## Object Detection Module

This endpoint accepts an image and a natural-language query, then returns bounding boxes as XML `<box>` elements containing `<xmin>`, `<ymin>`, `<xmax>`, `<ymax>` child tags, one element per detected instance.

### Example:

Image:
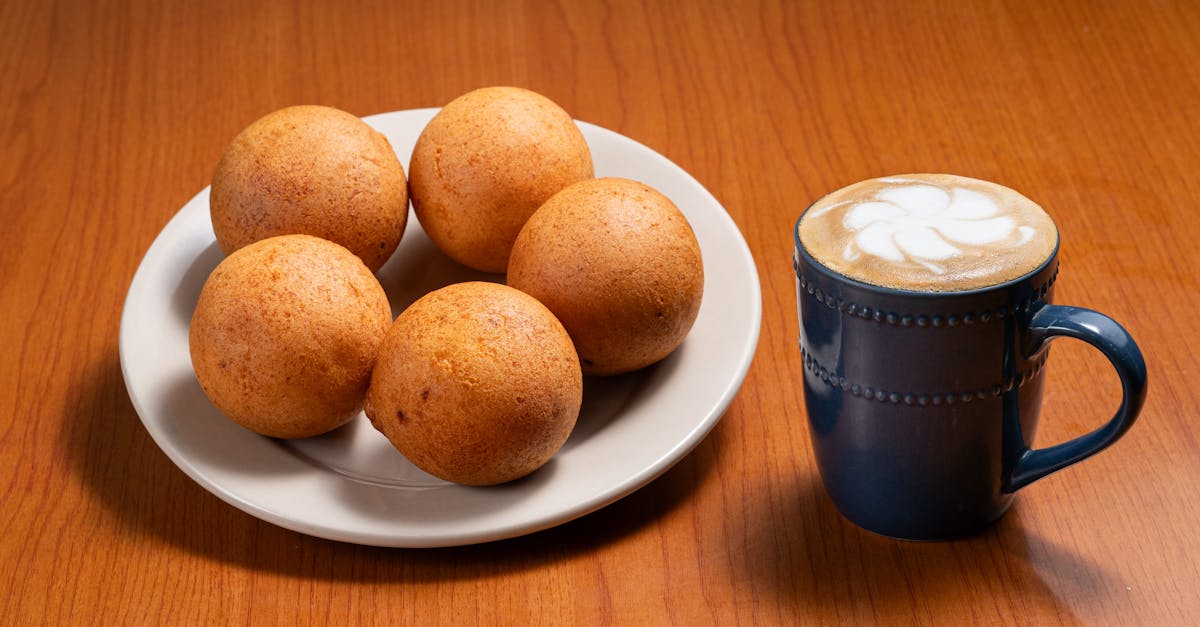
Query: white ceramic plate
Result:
<box><xmin>119</xmin><ymin>109</ymin><xmax>761</xmax><ymax>547</ymax></box>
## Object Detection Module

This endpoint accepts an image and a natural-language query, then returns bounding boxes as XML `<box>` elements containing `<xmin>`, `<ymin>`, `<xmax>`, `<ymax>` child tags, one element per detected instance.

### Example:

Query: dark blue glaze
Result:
<box><xmin>794</xmin><ymin>220</ymin><xmax>1147</xmax><ymax>540</ymax></box>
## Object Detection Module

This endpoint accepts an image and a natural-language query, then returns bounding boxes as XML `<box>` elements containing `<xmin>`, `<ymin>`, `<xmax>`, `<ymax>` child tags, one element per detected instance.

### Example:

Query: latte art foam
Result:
<box><xmin>798</xmin><ymin>174</ymin><xmax>1058</xmax><ymax>291</ymax></box>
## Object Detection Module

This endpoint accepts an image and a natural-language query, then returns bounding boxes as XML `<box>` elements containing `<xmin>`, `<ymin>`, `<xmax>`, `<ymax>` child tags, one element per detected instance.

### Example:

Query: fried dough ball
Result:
<box><xmin>408</xmin><ymin>87</ymin><xmax>593</xmax><ymax>272</ymax></box>
<box><xmin>211</xmin><ymin>105</ymin><xmax>409</xmax><ymax>272</ymax></box>
<box><xmin>365</xmin><ymin>282</ymin><xmax>582</xmax><ymax>485</ymax></box>
<box><xmin>189</xmin><ymin>234</ymin><xmax>392</xmax><ymax>438</ymax></box>
<box><xmin>508</xmin><ymin>177</ymin><xmax>704</xmax><ymax>375</ymax></box>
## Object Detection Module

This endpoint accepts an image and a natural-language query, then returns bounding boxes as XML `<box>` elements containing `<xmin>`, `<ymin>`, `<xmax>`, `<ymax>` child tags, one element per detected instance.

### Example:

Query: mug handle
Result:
<box><xmin>1003</xmin><ymin>304</ymin><xmax>1148</xmax><ymax>492</ymax></box>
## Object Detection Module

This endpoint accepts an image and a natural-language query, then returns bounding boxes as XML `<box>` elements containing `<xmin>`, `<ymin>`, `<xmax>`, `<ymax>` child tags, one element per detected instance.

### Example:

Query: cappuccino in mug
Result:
<box><xmin>797</xmin><ymin>174</ymin><xmax>1058</xmax><ymax>291</ymax></box>
<box><xmin>793</xmin><ymin>173</ymin><xmax>1147</xmax><ymax>539</ymax></box>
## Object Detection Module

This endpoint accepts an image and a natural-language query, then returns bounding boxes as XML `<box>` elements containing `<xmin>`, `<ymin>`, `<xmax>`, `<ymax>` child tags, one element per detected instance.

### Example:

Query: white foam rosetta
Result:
<box><xmin>836</xmin><ymin>181</ymin><xmax>1025</xmax><ymax>274</ymax></box>
<box><xmin>799</xmin><ymin>174</ymin><xmax>1057</xmax><ymax>291</ymax></box>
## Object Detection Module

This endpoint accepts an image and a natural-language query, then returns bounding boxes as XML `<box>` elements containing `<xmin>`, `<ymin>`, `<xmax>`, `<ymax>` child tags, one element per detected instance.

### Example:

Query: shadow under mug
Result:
<box><xmin>793</xmin><ymin>224</ymin><xmax>1147</xmax><ymax>540</ymax></box>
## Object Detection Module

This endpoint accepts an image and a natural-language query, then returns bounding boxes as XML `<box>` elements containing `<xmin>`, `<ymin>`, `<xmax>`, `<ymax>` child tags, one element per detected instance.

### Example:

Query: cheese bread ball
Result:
<box><xmin>189</xmin><ymin>234</ymin><xmax>392</xmax><ymax>438</ymax></box>
<box><xmin>365</xmin><ymin>282</ymin><xmax>582</xmax><ymax>485</ymax></box>
<box><xmin>507</xmin><ymin>177</ymin><xmax>704</xmax><ymax>376</ymax></box>
<box><xmin>211</xmin><ymin>105</ymin><xmax>409</xmax><ymax>272</ymax></box>
<box><xmin>408</xmin><ymin>87</ymin><xmax>593</xmax><ymax>273</ymax></box>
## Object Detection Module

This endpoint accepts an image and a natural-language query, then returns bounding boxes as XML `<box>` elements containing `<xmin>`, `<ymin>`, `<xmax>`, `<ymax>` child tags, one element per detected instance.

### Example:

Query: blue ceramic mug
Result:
<box><xmin>793</xmin><ymin>174</ymin><xmax>1147</xmax><ymax>540</ymax></box>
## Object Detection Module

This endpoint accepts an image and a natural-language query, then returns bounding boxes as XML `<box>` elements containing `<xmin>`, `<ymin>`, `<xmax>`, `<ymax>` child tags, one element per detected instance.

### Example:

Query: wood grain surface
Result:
<box><xmin>3</xmin><ymin>0</ymin><xmax>1199</xmax><ymax>624</ymax></box>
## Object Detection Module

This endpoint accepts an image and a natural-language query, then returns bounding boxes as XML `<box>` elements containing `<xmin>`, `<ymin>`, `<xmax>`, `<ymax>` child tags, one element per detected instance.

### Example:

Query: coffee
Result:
<box><xmin>797</xmin><ymin>174</ymin><xmax>1058</xmax><ymax>292</ymax></box>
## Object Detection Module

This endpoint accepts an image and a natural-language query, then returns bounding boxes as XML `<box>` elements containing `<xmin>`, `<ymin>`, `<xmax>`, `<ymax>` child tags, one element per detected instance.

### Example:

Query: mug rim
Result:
<box><xmin>792</xmin><ymin>207</ymin><xmax>1062</xmax><ymax>299</ymax></box>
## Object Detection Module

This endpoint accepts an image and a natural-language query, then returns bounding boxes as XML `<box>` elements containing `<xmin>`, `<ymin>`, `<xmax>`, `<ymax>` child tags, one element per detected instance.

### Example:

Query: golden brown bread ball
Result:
<box><xmin>365</xmin><ymin>282</ymin><xmax>582</xmax><ymax>485</ymax></box>
<box><xmin>189</xmin><ymin>234</ymin><xmax>392</xmax><ymax>438</ymax></box>
<box><xmin>210</xmin><ymin>105</ymin><xmax>409</xmax><ymax>272</ymax></box>
<box><xmin>408</xmin><ymin>86</ymin><xmax>594</xmax><ymax>273</ymax></box>
<box><xmin>507</xmin><ymin>177</ymin><xmax>704</xmax><ymax>376</ymax></box>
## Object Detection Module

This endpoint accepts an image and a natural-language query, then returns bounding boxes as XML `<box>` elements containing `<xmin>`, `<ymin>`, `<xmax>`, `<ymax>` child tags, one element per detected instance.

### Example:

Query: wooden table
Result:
<box><xmin>3</xmin><ymin>1</ymin><xmax>1198</xmax><ymax>624</ymax></box>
